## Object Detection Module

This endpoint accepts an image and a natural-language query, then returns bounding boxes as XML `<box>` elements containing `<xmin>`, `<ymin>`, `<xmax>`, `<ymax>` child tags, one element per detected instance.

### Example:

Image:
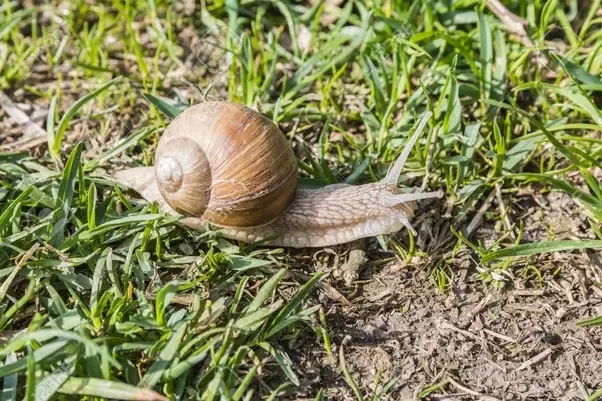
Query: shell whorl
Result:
<box><xmin>154</xmin><ymin>101</ymin><xmax>298</xmax><ymax>228</ymax></box>
<box><xmin>155</xmin><ymin>136</ymin><xmax>212</xmax><ymax>216</ymax></box>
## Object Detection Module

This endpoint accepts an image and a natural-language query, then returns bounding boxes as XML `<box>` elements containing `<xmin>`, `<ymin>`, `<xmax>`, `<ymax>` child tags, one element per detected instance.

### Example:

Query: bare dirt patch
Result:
<box><xmin>281</xmin><ymin>194</ymin><xmax>602</xmax><ymax>400</ymax></box>
<box><xmin>287</xmin><ymin>250</ymin><xmax>602</xmax><ymax>400</ymax></box>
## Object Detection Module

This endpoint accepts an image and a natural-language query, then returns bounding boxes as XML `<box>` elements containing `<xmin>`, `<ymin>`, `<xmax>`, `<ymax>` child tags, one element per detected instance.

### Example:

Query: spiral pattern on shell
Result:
<box><xmin>154</xmin><ymin>101</ymin><xmax>298</xmax><ymax>228</ymax></box>
<box><xmin>155</xmin><ymin>136</ymin><xmax>212</xmax><ymax>216</ymax></box>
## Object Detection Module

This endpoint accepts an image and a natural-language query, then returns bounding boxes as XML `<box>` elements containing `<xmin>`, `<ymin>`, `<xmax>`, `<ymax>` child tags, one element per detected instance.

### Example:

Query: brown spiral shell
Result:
<box><xmin>154</xmin><ymin>101</ymin><xmax>298</xmax><ymax>228</ymax></box>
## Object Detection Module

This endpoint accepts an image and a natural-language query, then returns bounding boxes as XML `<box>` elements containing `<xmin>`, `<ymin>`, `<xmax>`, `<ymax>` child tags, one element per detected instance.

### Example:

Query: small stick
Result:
<box><xmin>447</xmin><ymin>376</ymin><xmax>502</xmax><ymax>401</ymax></box>
<box><xmin>485</xmin><ymin>0</ymin><xmax>547</xmax><ymax>67</ymax></box>
<box><xmin>440</xmin><ymin>320</ymin><xmax>484</xmax><ymax>343</ymax></box>
<box><xmin>486</xmin><ymin>0</ymin><xmax>530</xmax><ymax>45</ymax></box>
<box><xmin>516</xmin><ymin>348</ymin><xmax>553</xmax><ymax>371</ymax></box>
<box><xmin>512</xmin><ymin>289</ymin><xmax>545</xmax><ymax>297</ymax></box>
<box><xmin>482</xmin><ymin>328</ymin><xmax>517</xmax><ymax>344</ymax></box>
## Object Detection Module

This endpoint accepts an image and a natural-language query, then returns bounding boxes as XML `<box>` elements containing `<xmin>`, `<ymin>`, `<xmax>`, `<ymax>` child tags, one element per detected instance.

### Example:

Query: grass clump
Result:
<box><xmin>1</xmin><ymin>0</ymin><xmax>602</xmax><ymax>399</ymax></box>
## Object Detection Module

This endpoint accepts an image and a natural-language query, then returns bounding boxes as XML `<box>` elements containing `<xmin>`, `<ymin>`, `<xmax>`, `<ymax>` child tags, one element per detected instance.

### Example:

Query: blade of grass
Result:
<box><xmin>478</xmin><ymin>9</ymin><xmax>492</xmax><ymax>101</ymax></box>
<box><xmin>84</xmin><ymin>127</ymin><xmax>154</xmax><ymax>171</ymax></box>
<box><xmin>49</xmin><ymin>76</ymin><xmax>122</xmax><ymax>159</ymax></box>
<box><xmin>1</xmin><ymin>352</ymin><xmax>17</xmax><ymax>401</ymax></box>
<box><xmin>246</xmin><ymin>268</ymin><xmax>286</xmax><ymax>313</ymax></box>
<box><xmin>142</xmin><ymin>93</ymin><xmax>187</xmax><ymax>119</ymax></box>
<box><xmin>59</xmin><ymin>377</ymin><xmax>168</xmax><ymax>401</ymax></box>
<box><xmin>340</xmin><ymin>338</ymin><xmax>364</xmax><ymax>401</ymax></box>
<box><xmin>266</xmin><ymin>272</ymin><xmax>323</xmax><ymax>337</ymax></box>
<box><xmin>139</xmin><ymin>323</ymin><xmax>187</xmax><ymax>387</ymax></box>
<box><xmin>51</xmin><ymin>143</ymin><xmax>83</xmax><ymax>247</ymax></box>
<box><xmin>482</xmin><ymin>240</ymin><xmax>602</xmax><ymax>263</ymax></box>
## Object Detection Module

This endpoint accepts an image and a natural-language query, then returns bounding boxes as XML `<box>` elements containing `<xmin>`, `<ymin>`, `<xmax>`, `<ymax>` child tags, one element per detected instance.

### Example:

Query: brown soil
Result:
<box><xmin>282</xmin><ymin>193</ymin><xmax>602</xmax><ymax>401</ymax></box>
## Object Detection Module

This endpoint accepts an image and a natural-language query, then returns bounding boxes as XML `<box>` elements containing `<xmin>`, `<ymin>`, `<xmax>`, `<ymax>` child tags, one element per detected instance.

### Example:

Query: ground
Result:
<box><xmin>1</xmin><ymin>1</ymin><xmax>602</xmax><ymax>400</ymax></box>
<box><xmin>295</xmin><ymin>251</ymin><xmax>602</xmax><ymax>400</ymax></box>
<box><xmin>280</xmin><ymin>196</ymin><xmax>602</xmax><ymax>400</ymax></box>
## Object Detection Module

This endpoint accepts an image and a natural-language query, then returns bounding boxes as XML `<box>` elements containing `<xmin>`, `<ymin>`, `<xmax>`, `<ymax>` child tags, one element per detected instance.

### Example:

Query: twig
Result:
<box><xmin>440</xmin><ymin>320</ymin><xmax>484</xmax><ymax>343</ymax></box>
<box><xmin>482</xmin><ymin>328</ymin><xmax>517</xmax><ymax>344</ymax></box>
<box><xmin>516</xmin><ymin>348</ymin><xmax>553</xmax><ymax>371</ymax></box>
<box><xmin>485</xmin><ymin>0</ymin><xmax>547</xmax><ymax>67</ymax></box>
<box><xmin>486</xmin><ymin>0</ymin><xmax>531</xmax><ymax>45</ymax></box>
<box><xmin>512</xmin><ymin>289</ymin><xmax>545</xmax><ymax>297</ymax></box>
<box><xmin>447</xmin><ymin>376</ymin><xmax>502</xmax><ymax>401</ymax></box>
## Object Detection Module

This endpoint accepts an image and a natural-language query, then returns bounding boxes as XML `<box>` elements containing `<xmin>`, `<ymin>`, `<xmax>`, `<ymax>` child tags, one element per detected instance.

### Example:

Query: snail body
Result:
<box><xmin>115</xmin><ymin>101</ymin><xmax>442</xmax><ymax>248</ymax></box>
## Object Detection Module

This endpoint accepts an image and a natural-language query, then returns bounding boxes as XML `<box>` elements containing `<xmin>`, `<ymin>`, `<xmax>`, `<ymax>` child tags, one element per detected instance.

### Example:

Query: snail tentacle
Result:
<box><xmin>380</xmin><ymin>191</ymin><xmax>443</xmax><ymax>207</ymax></box>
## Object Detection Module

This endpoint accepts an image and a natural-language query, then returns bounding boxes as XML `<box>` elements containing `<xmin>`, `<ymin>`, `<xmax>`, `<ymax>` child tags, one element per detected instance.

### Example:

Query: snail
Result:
<box><xmin>114</xmin><ymin>101</ymin><xmax>443</xmax><ymax>248</ymax></box>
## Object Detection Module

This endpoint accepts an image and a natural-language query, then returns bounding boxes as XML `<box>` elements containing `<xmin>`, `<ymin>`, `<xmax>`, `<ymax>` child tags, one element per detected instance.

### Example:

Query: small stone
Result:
<box><xmin>516</xmin><ymin>383</ymin><xmax>529</xmax><ymax>393</ymax></box>
<box><xmin>470</xmin><ymin>317</ymin><xmax>483</xmax><ymax>331</ymax></box>
<box><xmin>556</xmin><ymin>308</ymin><xmax>566</xmax><ymax>319</ymax></box>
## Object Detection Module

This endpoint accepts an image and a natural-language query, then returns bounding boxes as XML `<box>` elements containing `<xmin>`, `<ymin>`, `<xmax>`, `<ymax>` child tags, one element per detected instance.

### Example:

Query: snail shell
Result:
<box><xmin>153</xmin><ymin>101</ymin><xmax>297</xmax><ymax>228</ymax></box>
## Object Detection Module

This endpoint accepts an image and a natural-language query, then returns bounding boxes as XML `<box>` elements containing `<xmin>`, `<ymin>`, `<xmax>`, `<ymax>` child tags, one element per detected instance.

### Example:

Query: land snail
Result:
<box><xmin>114</xmin><ymin>101</ymin><xmax>443</xmax><ymax>248</ymax></box>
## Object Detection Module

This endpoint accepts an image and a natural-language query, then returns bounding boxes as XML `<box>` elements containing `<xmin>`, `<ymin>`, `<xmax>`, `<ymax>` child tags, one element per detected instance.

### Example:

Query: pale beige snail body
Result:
<box><xmin>114</xmin><ymin>101</ymin><xmax>442</xmax><ymax>248</ymax></box>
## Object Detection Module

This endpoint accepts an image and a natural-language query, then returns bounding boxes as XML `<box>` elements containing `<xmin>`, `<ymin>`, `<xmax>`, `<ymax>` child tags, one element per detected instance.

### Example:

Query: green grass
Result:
<box><xmin>2</xmin><ymin>0</ymin><xmax>602</xmax><ymax>399</ymax></box>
